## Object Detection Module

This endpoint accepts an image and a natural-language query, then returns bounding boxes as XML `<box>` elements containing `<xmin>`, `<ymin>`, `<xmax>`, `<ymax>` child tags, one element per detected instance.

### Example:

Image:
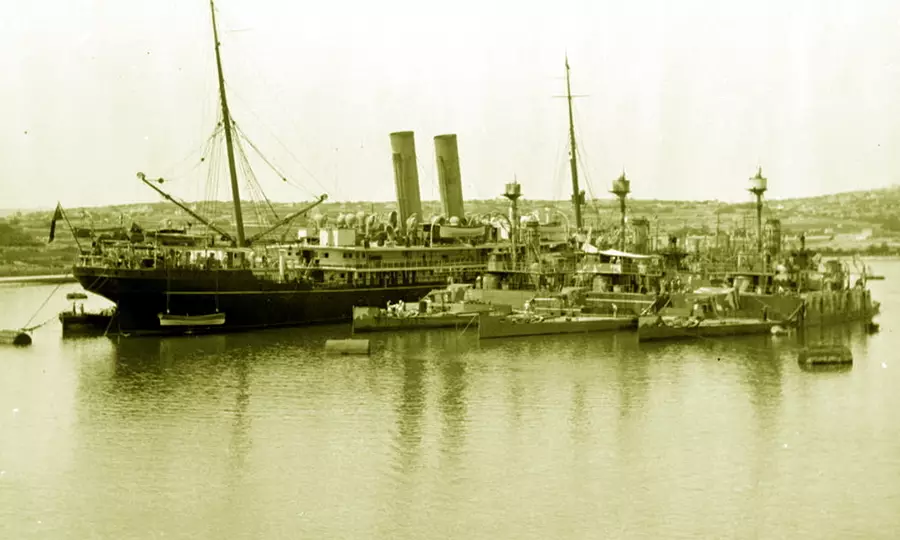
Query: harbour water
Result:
<box><xmin>1</xmin><ymin>261</ymin><xmax>899</xmax><ymax>539</ymax></box>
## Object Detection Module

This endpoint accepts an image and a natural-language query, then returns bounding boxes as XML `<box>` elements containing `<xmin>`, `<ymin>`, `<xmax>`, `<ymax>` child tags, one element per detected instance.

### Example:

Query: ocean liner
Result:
<box><xmin>70</xmin><ymin>1</ymin><xmax>493</xmax><ymax>335</ymax></box>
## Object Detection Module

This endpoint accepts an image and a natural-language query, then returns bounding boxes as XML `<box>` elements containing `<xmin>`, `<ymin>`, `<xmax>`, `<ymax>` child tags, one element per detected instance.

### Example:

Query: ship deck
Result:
<box><xmin>637</xmin><ymin>317</ymin><xmax>778</xmax><ymax>342</ymax></box>
<box><xmin>478</xmin><ymin>314</ymin><xmax>638</xmax><ymax>340</ymax></box>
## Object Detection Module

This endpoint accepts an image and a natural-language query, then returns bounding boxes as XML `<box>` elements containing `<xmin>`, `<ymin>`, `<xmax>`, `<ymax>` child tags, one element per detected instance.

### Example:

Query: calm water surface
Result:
<box><xmin>1</xmin><ymin>262</ymin><xmax>900</xmax><ymax>539</ymax></box>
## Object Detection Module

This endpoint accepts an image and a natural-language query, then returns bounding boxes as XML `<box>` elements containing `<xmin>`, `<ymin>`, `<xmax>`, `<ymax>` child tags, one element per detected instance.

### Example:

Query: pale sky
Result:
<box><xmin>2</xmin><ymin>0</ymin><xmax>899</xmax><ymax>210</ymax></box>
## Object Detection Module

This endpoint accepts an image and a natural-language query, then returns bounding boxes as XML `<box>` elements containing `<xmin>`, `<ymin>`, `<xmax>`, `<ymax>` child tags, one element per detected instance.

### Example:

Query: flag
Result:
<box><xmin>48</xmin><ymin>203</ymin><xmax>63</xmax><ymax>243</ymax></box>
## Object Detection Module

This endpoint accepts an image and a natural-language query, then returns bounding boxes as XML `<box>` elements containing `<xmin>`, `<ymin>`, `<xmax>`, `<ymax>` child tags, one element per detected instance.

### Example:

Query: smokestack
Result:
<box><xmin>434</xmin><ymin>134</ymin><xmax>465</xmax><ymax>220</ymax></box>
<box><xmin>389</xmin><ymin>131</ymin><xmax>423</xmax><ymax>225</ymax></box>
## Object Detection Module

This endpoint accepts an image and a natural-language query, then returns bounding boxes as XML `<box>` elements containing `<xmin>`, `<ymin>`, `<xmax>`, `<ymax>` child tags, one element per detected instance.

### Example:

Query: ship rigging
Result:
<box><xmin>137</xmin><ymin>0</ymin><xmax>328</xmax><ymax>248</ymax></box>
<box><xmin>67</xmin><ymin>0</ymin><xmax>497</xmax><ymax>335</ymax></box>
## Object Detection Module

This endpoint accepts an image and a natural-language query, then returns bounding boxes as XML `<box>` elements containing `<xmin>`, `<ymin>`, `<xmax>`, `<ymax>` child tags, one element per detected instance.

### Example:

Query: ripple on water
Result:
<box><xmin>2</xmin><ymin>271</ymin><xmax>900</xmax><ymax>538</ymax></box>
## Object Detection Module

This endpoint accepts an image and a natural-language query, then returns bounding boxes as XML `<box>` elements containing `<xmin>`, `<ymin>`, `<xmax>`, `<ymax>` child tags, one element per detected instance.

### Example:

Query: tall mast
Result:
<box><xmin>565</xmin><ymin>56</ymin><xmax>584</xmax><ymax>231</ymax></box>
<box><xmin>210</xmin><ymin>0</ymin><xmax>245</xmax><ymax>247</ymax></box>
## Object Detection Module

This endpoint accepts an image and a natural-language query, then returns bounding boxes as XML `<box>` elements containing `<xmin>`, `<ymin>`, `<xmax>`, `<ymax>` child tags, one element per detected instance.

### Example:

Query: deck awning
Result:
<box><xmin>597</xmin><ymin>248</ymin><xmax>658</xmax><ymax>260</ymax></box>
<box><xmin>692</xmin><ymin>287</ymin><xmax>736</xmax><ymax>296</ymax></box>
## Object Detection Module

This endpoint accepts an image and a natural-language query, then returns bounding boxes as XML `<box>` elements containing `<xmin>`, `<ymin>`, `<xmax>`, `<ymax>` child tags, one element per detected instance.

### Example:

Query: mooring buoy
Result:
<box><xmin>324</xmin><ymin>339</ymin><xmax>371</xmax><ymax>355</ymax></box>
<box><xmin>800</xmin><ymin>345</ymin><xmax>852</xmax><ymax>365</ymax></box>
<box><xmin>0</xmin><ymin>330</ymin><xmax>32</xmax><ymax>347</ymax></box>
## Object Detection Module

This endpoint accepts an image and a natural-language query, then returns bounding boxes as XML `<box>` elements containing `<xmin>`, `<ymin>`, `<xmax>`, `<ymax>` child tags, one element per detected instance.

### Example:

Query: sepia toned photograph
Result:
<box><xmin>1</xmin><ymin>0</ymin><xmax>897</xmax><ymax>538</ymax></box>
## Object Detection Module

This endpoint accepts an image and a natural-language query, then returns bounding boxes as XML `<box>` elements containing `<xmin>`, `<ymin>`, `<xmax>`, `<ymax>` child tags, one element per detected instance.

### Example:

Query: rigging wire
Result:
<box><xmin>572</xmin><ymin>102</ymin><xmax>599</xmax><ymax>203</ymax></box>
<box><xmin>154</xmin><ymin>40</ymin><xmax>218</xmax><ymax>185</ymax></box>
<box><xmin>209</xmin><ymin>0</ymin><xmax>277</xmax><ymax>222</ymax></box>
<box><xmin>225</xmin><ymin>83</ymin><xmax>333</xmax><ymax>198</ymax></box>
<box><xmin>576</xmin><ymin>145</ymin><xmax>598</xmax><ymax>201</ymax></box>
<box><xmin>551</xmin><ymin>134</ymin><xmax>566</xmax><ymax>205</ymax></box>
<box><xmin>235</xmin><ymin>124</ymin><xmax>290</xmax><ymax>185</ymax></box>
<box><xmin>203</xmin><ymin>123</ymin><xmax>226</xmax><ymax>226</ymax></box>
<box><xmin>574</xmin><ymin>122</ymin><xmax>608</xmax><ymax>226</ymax></box>
<box><xmin>201</xmin><ymin>118</ymin><xmax>223</xmax><ymax>202</ymax></box>
<box><xmin>234</xmin><ymin>122</ymin><xmax>316</xmax><ymax>203</ymax></box>
<box><xmin>234</xmin><ymin>133</ymin><xmax>275</xmax><ymax>228</ymax></box>
<box><xmin>220</xmin><ymin>50</ymin><xmax>334</xmax><ymax>196</ymax></box>
<box><xmin>211</xmin><ymin>140</ymin><xmax>225</xmax><ymax>205</ymax></box>
<box><xmin>203</xmin><ymin>3</ymin><xmax>336</xmax><ymax>201</ymax></box>
<box><xmin>233</xmin><ymin>145</ymin><xmax>262</xmax><ymax>228</ymax></box>
<box><xmin>156</xmin><ymin>121</ymin><xmax>223</xmax><ymax>186</ymax></box>
<box><xmin>20</xmin><ymin>283</ymin><xmax>64</xmax><ymax>330</ymax></box>
<box><xmin>158</xmin><ymin>142</ymin><xmax>206</xmax><ymax>182</ymax></box>
<box><xmin>131</xmin><ymin>3</ymin><xmax>317</xmax><ymax>240</ymax></box>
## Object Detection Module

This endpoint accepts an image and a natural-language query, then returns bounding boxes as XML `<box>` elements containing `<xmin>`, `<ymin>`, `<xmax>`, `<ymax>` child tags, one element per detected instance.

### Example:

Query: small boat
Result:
<box><xmin>478</xmin><ymin>313</ymin><xmax>637</xmax><ymax>340</ymax></box>
<box><xmin>637</xmin><ymin>286</ymin><xmax>779</xmax><ymax>342</ymax></box>
<box><xmin>157</xmin><ymin>312</ymin><xmax>226</xmax><ymax>327</ymax></box>
<box><xmin>352</xmin><ymin>284</ymin><xmax>510</xmax><ymax>333</ymax></box>
<box><xmin>352</xmin><ymin>306</ymin><xmax>497</xmax><ymax>333</ymax></box>
<box><xmin>478</xmin><ymin>288</ymin><xmax>639</xmax><ymax>339</ymax></box>
<box><xmin>59</xmin><ymin>309</ymin><xmax>116</xmax><ymax>336</ymax></box>
<box><xmin>59</xmin><ymin>291</ymin><xmax>116</xmax><ymax>336</ymax></box>
<box><xmin>637</xmin><ymin>316</ymin><xmax>779</xmax><ymax>342</ymax></box>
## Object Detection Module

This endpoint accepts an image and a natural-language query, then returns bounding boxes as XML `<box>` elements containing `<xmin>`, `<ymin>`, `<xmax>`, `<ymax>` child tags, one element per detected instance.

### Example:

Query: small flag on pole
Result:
<box><xmin>49</xmin><ymin>203</ymin><xmax>63</xmax><ymax>243</ymax></box>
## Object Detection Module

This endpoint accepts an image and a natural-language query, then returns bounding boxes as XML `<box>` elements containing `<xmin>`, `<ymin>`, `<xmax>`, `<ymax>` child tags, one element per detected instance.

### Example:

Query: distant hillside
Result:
<box><xmin>2</xmin><ymin>185</ymin><xmax>899</xmax><ymax>276</ymax></box>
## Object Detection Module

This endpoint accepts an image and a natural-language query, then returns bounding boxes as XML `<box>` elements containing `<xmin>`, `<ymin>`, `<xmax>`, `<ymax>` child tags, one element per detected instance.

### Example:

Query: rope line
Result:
<box><xmin>21</xmin><ymin>316</ymin><xmax>57</xmax><ymax>333</ymax></box>
<box><xmin>21</xmin><ymin>283</ymin><xmax>63</xmax><ymax>330</ymax></box>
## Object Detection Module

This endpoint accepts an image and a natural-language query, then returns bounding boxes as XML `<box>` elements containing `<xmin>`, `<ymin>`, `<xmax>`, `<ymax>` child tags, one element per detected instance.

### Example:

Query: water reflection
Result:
<box><xmin>506</xmin><ymin>362</ymin><xmax>525</xmax><ymax>439</ymax></box>
<box><xmin>226</xmin><ymin>355</ymin><xmax>252</xmax><ymax>480</ymax></box>
<box><xmin>614</xmin><ymin>339</ymin><xmax>651</xmax><ymax>422</ymax></box>
<box><xmin>796</xmin><ymin>361</ymin><xmax>854</xmax><ymax>374</ymax></box>
<box><xmin>438</xmin><ymin>356</ymin><xmax>468</xmax><ymax>468</ymax></box>
<box><xmin>3</xmin><ymin>264</ymin><xmax>900</xmax><ymax>539</ymax></box>
<box><xmin>795</xmin><ymin>323</ymin><xmax>866</xmax><ymax>373</ymax></box>
<box><xmin>568</xmin><ymin>381</ymin><xmax>589</xmax><ymax>443</ymax></box>
<box><xmin>740</xmin><ymin>340</ymin><xmax>783</xmax><ymax>540</ymax></box>
<box><xmin>392</xmin><ymin>354</ymin><xmax>426</xmax><ymax>476</ymax></box>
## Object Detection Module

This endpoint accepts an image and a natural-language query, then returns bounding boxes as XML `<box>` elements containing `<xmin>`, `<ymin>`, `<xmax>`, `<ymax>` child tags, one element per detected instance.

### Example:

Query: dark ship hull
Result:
<box><xmin>75</xmin><ymin>266</ymin><xmax>438</xmax><ymax>336</ymax></box>
<box><xmin>59</xmin><ymin>310</ymin><xmax>115</xmax><ymax>336</ymax></box>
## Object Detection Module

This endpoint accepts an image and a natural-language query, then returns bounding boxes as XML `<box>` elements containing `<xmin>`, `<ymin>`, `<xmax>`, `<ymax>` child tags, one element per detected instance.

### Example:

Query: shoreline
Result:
<box><xmin>0</xmin><ymin>274</ymin><xmax>77</xmax><ymax>285</ymax></box>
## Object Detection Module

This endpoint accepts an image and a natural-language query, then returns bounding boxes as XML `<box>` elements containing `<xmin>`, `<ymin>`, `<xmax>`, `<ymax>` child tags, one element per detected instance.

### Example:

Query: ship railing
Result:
<box><xmin>703</xmin><ymin>261</ymin><xmax>771</xmax><ymax>275</ymax></box>
<box><xmin>576</xmin><ymin>262</ymin><xmax>660</xmax><ymax>275</ymax></box>
<box><xmin>485</xmin><ymin>261</ymin><xmax>579</xmax><ymax>274</ymax></box>
<box><xmin>77</xmin><ymin>254</ymin><xmax>154</xmax><ymax>270</ymax></box>
<box><xmin>75</xmin><ymin>251</ymin><xmax>489</xmax><ymax>275</ymax></box>
<box><xmin>585</xmin><ymin>293</ymin><xmax>653</xmax><ymax>305</ymax></box>
<box><xmin>77</xmin><ymin>255</ymin><xmax>108</xmax><ymax>268</ymax></box>
<box><xmin>312</xmin><ymin>261</ymin><xmax>487</xmax><ymax>273</ymax></box>
<box><xmin>75</xmin><ymin>252</ymin><xmax>257</xmax><ymax>272</ymax></box>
